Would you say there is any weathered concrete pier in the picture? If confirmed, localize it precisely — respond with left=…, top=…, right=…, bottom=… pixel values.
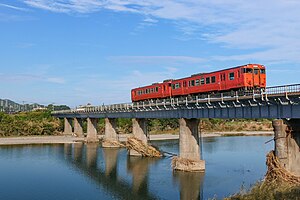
left=272, top=119, right=300, bottom=176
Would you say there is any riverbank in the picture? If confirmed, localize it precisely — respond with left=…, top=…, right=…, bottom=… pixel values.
left=0, top=131, right=273, bottom=145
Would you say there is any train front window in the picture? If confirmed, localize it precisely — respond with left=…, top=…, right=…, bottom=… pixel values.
left=243, top=68, right=253, bottom=73
left=260, top=69, right=266, bottom=74
left=254, top=69, right=259, bottom=75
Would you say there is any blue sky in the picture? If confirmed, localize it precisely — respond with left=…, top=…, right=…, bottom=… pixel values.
left=1, top=0, right=299, bottom=107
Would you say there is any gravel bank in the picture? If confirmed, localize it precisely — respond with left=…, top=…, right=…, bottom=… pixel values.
left=0, top=131, right=273, bottom=145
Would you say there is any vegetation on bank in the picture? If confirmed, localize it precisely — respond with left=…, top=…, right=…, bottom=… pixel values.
left=0, top=111, right=62, bottom=137
left=226, top=181, right=300, bottom=200
left=226, top=150, right=300, bottom=200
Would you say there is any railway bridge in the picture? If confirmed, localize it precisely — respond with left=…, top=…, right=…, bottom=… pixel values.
left=52, top=84, right=300, bottom=174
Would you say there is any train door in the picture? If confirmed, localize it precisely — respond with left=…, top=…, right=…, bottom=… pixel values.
left=253, top=67, right=260, bottom=87
left=220, top=73, right=226, bottom=90
left=183, top=81, right=187, bottom=95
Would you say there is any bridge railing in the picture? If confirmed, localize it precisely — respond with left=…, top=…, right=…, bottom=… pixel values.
left=51, top=84, right=300, bottom=115
left=266, top=84, right=300, bottom=95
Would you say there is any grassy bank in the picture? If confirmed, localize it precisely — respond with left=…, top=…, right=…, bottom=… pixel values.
left=0, top=111, right=62, bottom=137
left=226, top=182, right=300, bottom=200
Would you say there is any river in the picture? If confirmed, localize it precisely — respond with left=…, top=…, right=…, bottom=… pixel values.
left=0, top=136, right=273, bottom=200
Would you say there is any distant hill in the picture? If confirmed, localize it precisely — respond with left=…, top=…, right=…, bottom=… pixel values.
left=0, top=99, right=70, bottom=113
left=0, top=99, right=45, bottom=113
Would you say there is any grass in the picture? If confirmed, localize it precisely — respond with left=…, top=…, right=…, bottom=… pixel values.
left=226, top=181, right=300, bottom=200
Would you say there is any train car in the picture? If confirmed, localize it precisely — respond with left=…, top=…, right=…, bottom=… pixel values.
left=131, top=64, right=266, bottom=102
left=131, top=80, right=172, bottom=102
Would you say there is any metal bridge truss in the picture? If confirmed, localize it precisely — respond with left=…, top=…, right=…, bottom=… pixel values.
left=52, top=84, right=300, bottom=119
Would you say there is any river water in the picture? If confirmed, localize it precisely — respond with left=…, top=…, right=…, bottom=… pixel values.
left=0, top=136, right=273, bottom=200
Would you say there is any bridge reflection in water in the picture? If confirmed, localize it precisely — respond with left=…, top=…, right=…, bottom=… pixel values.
left=62, top=143, right=204, bottom=200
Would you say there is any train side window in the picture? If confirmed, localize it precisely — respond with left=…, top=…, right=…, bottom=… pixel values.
left=260, top=69, right=266, bottom=74
left=172, top=84, right=175, bottom=89
left=229, top=72, right=235, bottom=80
left=156, top=87, right=159, bottom=92
left=206, top=77, right=210, bottom=84
left=211, top=76, right=216, bottom=83
left=175, top=83, right=180, bottom=89
left=200, top=78, right=205, bottom=85
left=189, top=80, right=195, bottom=86
left=183, top=81, right=187, bottom=87
left=238, top=70, right=240, bottom=78
left=195, top=79, right=200, bottom=86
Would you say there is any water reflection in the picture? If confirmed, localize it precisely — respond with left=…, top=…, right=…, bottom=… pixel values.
left=173, top=171, right=204, bottom=200
left=63, top=143, right=159, bottom=200
left=102, top=148, right=118, bottom=177
left=0, top=136, right=273, bottom=200
left=127, top=156, right=159, bottom=195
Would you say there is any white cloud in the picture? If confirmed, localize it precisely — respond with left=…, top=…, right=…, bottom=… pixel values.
left=22, top=0, right=300, bottom=63
left=0, top=3, right=29, bottom=11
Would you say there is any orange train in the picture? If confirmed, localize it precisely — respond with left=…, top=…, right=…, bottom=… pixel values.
left=131, top=64, right=266, bottom=102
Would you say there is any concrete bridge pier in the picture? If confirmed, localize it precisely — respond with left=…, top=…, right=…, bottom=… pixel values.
left=63, top=118, right=73, bottom=135
left=273, top=119, right=300, bottom=176
left=74, top=118, right=84, bottom=137
left=86, top=118, right=99, bottom=143
left=129, top=118, right=148, bottom=156
left=174, top=118, right=205, bottom=171
left=102, top=118, right=119, bottom=148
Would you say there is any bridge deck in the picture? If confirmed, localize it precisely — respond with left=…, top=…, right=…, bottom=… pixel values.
left=52, top=84, right=300, bottom=119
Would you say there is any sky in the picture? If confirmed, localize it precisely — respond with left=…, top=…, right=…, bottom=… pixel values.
left=1, top=0, right=300, bottom=107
